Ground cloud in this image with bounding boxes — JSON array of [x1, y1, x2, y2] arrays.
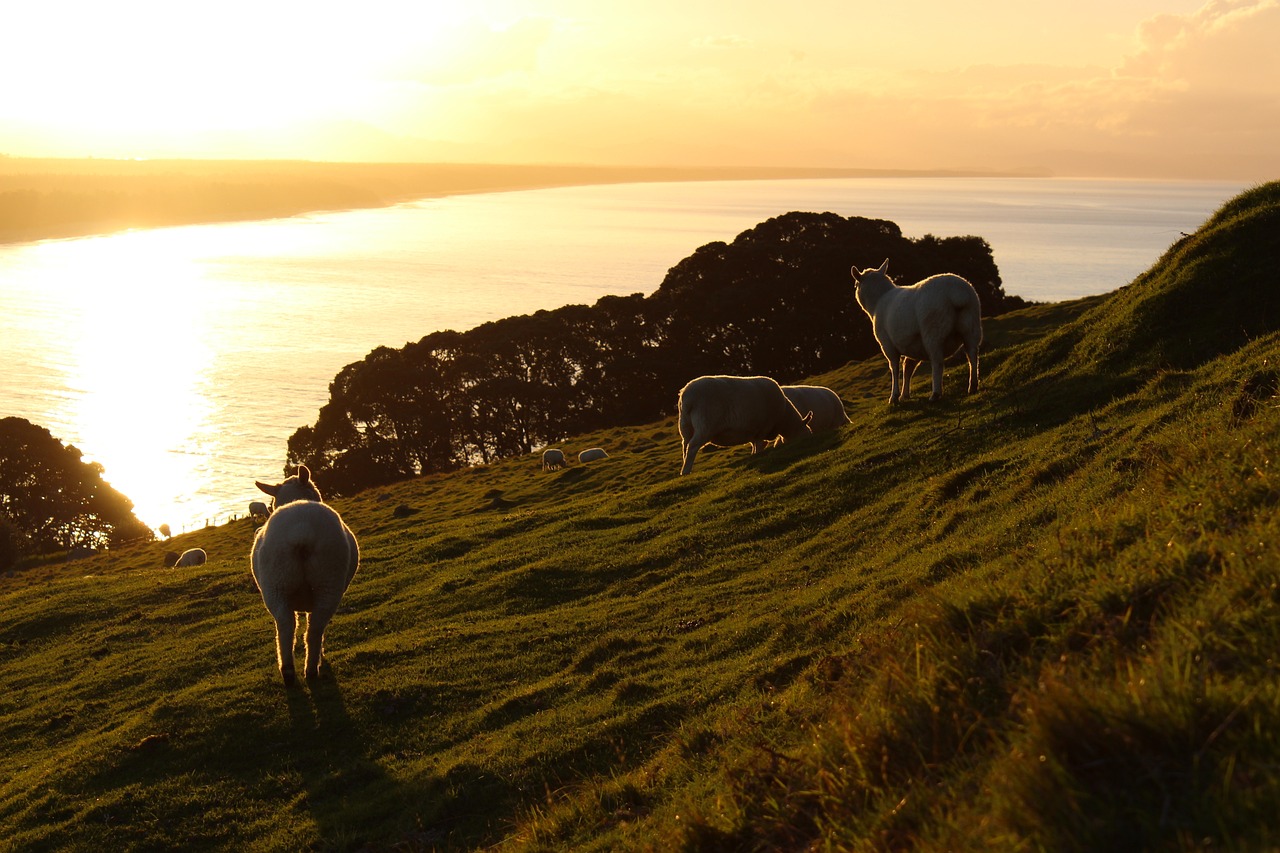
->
[[691, 34, 754, 49], [381, 16, 557, 86], [1124, 0, 1280, 93]]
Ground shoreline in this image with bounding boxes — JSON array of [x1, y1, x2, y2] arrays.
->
[[0, 157, 1042, 246]]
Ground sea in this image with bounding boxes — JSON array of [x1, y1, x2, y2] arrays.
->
[[0, 176, 1248, 534]]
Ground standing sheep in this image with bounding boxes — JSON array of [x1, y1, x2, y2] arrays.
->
[[248, 500, 271, 521], [851, 259, 982, 404], [578, 447, 609, 463], [678, 375, 813, 475], [251, 465, 359, 686], [780, 385, 851, 434], [542, 448, 568, 471]]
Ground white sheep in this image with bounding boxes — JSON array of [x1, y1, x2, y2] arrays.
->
[[578, 447, 610, 463], [851, 259, 983, 404], [542, 448, 568, 471], [174, 548, 207, 567], [780, 385, 851, 434], [248, 500, 271, 520], [251, 464, 359, 687], [678, 375, 813, 475]]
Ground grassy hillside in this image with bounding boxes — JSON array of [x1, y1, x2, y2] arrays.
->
[[3, 183, 1279, 851]]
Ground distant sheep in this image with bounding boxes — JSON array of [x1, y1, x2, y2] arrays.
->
[[578, 447, 609, 463], [252, 464, 359, 687], [248, 500, 271, 520], [851, 259, 982, 404], [678, 375, 813, 475], [780, 385, 851, 434], [174, 548, 207, 567], [542, 448, 568, 471]]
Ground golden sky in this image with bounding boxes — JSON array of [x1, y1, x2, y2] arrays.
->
[[2, 0, 1275, 178]]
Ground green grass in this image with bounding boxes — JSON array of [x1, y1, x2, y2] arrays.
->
[[4, 183, 1280, 851]]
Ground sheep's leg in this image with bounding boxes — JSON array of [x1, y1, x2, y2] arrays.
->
[[272, 609, 298, 687], [901, 357, 920, 402], [303, 610, 332, 679], [966, 338, 980, 394], [681, 438, 700, 475], [926, 344, 946, 401], [887, 354, 902, 405]]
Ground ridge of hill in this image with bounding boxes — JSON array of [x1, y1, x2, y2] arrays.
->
[[2, 182, 1278, 850]]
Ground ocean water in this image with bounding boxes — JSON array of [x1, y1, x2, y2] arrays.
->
[[0, 177, 1246, 534]]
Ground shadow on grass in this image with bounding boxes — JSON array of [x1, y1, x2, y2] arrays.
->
[[282, 673, 438, 849]]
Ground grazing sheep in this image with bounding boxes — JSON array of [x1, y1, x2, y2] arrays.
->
[[248, 500, 271, 520], [174, 548, 207, 567], [578, 447, 609, 463], [780, 385, 851, 434], [542, 448, 568, 471], [252, 464, 359, 686], [851, 259, 983, 404], [678, 375, 813, 475]]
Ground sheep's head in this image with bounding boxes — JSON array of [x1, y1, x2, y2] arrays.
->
[[779, 410, 814, 444], [256, 464, 323, 509], [851, 259, 892, 312]]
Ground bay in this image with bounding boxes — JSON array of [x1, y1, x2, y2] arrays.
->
[[0, 177, 1246, 535]]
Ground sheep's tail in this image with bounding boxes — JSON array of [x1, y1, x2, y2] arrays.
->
[[291, 541, 313, 566]]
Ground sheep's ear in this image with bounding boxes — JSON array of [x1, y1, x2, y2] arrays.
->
[[850, 265, 860, 282], [877, 258, 889, 274], [256, 480, 279, 497], [297, 464, 311, 483]]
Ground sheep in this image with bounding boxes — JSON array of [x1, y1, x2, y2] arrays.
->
[[248, 500, 271, 520], [542, 448, 568, 471], [578, 447, 609, 463], [780, 385, 851, 434], [678, 375, 813, 475], [251, 464, 359, 687], [851, 259, 983, 404], [174, 548, 207, 567]]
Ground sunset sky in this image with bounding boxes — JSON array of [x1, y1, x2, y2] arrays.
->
[[2, 0, 1275, 179]]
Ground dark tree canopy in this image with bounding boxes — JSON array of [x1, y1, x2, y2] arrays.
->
[[288, 212, 1023, 495], [0, 417, 153, 554]]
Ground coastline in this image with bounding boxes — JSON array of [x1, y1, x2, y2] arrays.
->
[[0, 157, 1040, 246]]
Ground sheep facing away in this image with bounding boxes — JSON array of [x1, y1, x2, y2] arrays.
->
[[678, 375, 813, 475], [251, 464, 359, 686], [578, 447, 609, 463], [174, 548, 207, 567], [851, 259, 983, 404], [542, 448, 568, 471]]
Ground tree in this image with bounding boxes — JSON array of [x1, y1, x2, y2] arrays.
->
[[0, 417, 153, 553]]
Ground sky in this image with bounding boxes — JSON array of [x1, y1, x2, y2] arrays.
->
[[1, 0, 1276, 179]]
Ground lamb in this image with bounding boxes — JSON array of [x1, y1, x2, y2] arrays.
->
[[851, 259, 983, 404], [578, 447, 609, 463], [251, 464, 359, 686], [780, 385, 851, 434], [678, 375, 813, 475], [174, 548, 207, 567], [248, 500, 270, 520], [542, 448, 568, 471]]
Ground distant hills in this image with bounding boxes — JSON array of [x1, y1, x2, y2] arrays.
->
[[0, 156, 1044, 244]]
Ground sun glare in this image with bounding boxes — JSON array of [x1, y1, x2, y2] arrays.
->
[[48, 230, 229, 532], [1, 1, 476, 153]]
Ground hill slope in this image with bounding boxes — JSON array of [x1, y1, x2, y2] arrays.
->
[[2, 183, 1279, 851]]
